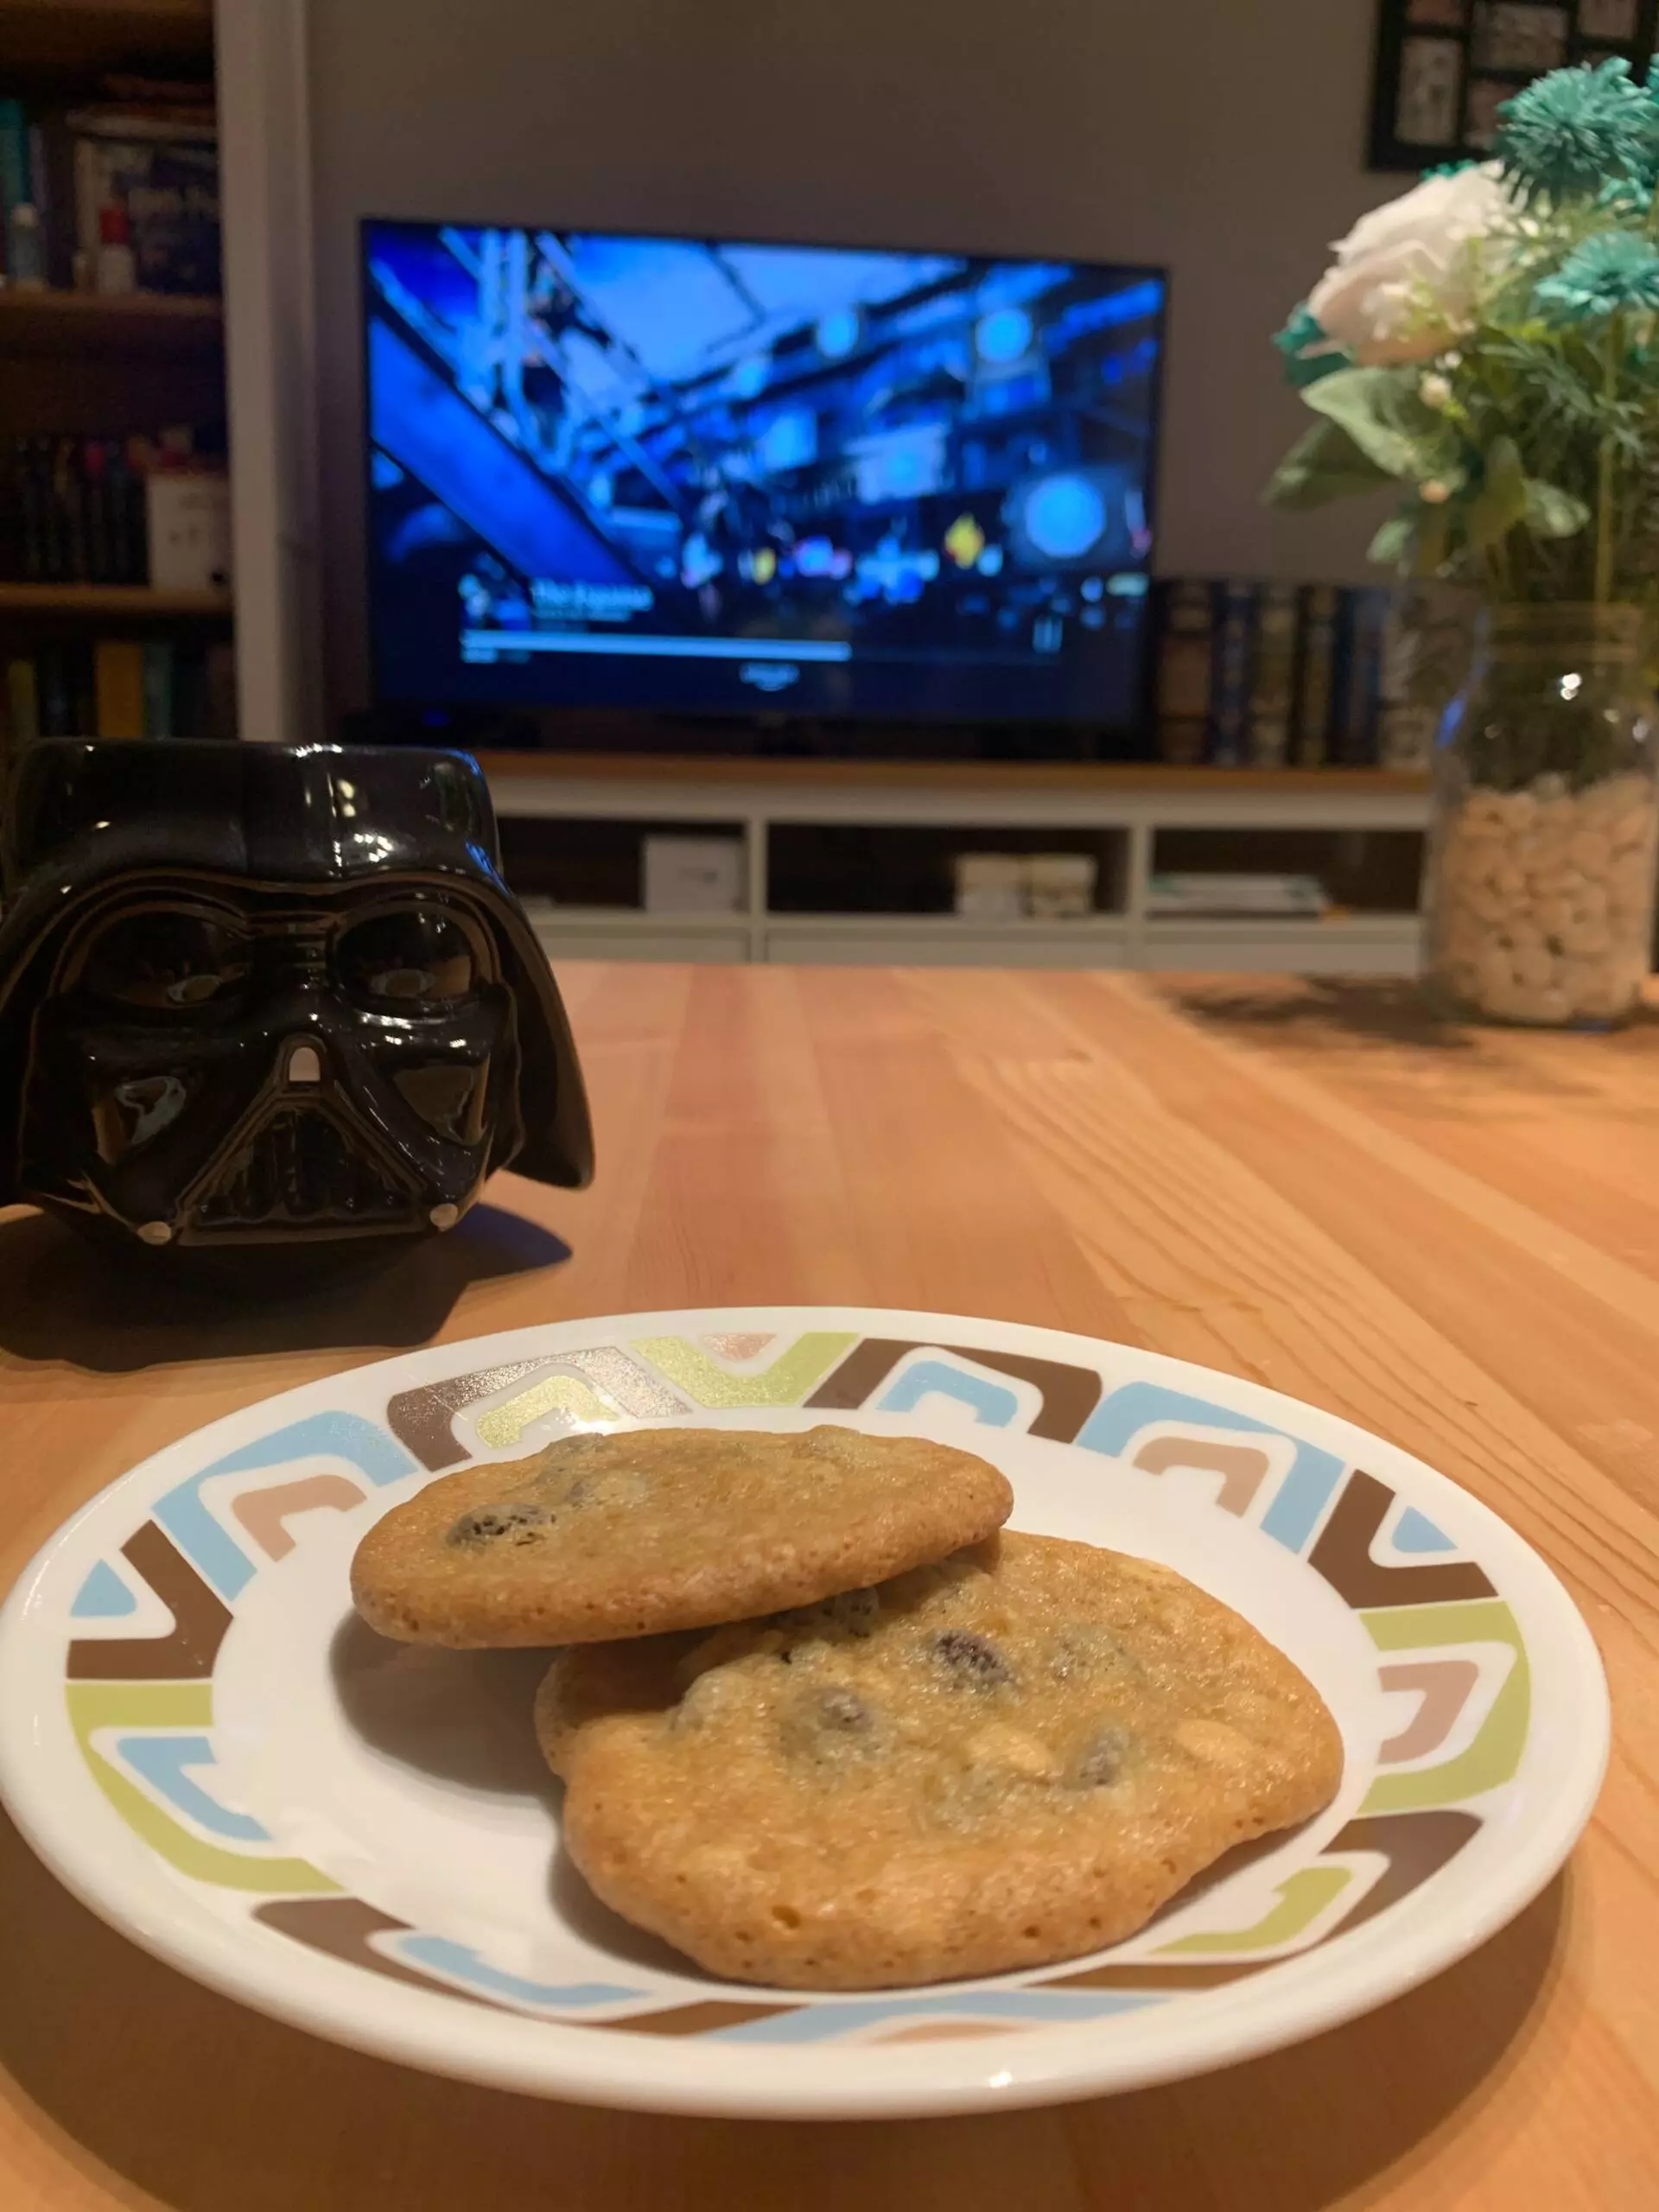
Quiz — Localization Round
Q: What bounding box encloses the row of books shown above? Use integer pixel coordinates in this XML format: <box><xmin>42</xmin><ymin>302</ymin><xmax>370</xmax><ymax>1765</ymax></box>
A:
<box><xmin>1</xmin><ymin>431</ymin><xmax>226</xmax><ymax>588</ymax></box>
<box><xmin>0</xmin><ymin>92</ymin><xmax>219</xmax><ymax>296</ymax></box>
<box><xmin>1153</xmin><ymin>581</ymin><xmax>1434</xmax><ymax>772</ymax></box>
<box><xmin>3</xmin><ymin>640</ymin><xmax>236</xmax><ymax>746</ymax></box>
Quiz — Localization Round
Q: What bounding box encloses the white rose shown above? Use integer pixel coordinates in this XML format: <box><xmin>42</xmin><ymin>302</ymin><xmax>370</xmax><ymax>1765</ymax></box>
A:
<box><xmin>1307</xmin><ymin>164</ymin><xmax>1517</xmax><ymax>366</ymax></box>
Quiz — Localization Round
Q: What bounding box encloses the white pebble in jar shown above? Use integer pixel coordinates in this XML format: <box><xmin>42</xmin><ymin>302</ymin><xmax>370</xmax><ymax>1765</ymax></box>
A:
<box><xmin>1431</xmin><ymin>774</ymin><xmax>1657</xmax><ymax>1025</ymax></box>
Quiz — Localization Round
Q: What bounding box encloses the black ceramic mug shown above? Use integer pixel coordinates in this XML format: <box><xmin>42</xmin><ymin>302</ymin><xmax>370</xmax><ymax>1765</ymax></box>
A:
<box><xmin>0</xmin><ymin>741</ymin><xmax>593</xmax><ymax>1256</ymax></box>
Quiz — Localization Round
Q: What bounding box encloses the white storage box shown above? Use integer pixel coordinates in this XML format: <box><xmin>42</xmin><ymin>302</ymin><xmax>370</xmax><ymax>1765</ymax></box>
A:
<box><xmin>146</xmin><ymin>473</ymin><xmax>232</xmax><ymax>593</ymax></box>
<box><xmin>953</xmin><ymin>852</ymin><xmax>1025</xmax><ymax>920</ymax></box>
<box><xmin>642</xmin><ymin>836</ymin><xmax>745</xmax><ymax>915</ymax></box>
<box><xmin>1025</xmin><ymin>853</ymin><xmax>1097</xmax><ymax>919</ymax></box>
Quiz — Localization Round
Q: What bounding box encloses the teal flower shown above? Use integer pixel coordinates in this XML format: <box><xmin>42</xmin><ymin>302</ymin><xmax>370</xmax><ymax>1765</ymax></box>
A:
<box><xmin>1598</xmin><ymin>175</ymin><xmax>1649</xmax><ymax>214</ymax></box>
<box><xmin>1535</xmin><ymin>232</ymin><xmax>1659</xmax><ymax>321</ymax></box>
<box><xmin>1272</xmin><ymin>302</ymin><xmax>1349</xmax><ymax>388</ymax></box>
<box><xmin>1497</xmin><ymin>60</ymin><xmax>1659</xmax><ymax>203</ymax></box>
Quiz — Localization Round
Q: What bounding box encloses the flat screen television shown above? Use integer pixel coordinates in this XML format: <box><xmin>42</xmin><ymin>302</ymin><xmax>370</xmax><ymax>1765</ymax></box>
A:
<box><xmin>361</xmin><ymin>220</ymin><xmax>1167</xmax><ymax>755</ymax></box>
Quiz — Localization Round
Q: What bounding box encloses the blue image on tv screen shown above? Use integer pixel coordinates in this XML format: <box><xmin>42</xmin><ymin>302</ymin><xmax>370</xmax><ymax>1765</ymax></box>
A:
<box><xmin>362</xmin><ymin>223</ymin><xmax>1166</xmax><ymax>728</ymax></box>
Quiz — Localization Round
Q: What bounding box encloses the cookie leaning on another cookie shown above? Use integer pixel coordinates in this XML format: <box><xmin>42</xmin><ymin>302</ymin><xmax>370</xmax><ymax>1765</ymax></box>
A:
<box><xmin>538</xmin><ymin>1533</ymin><xmax>1344</xmax><ymax>1990</ymax></box>
<box><xmin>350</xmin><ymin>1425</ymin><xmax>1014</xmax><ymax>1648</ymax></box>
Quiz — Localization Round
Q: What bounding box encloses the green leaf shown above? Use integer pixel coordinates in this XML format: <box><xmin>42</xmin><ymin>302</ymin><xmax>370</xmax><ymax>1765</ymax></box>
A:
<box><xmin>1264</xmin><ymin>416</ymin><xmax>1394</xmax><ymax>510</ymax></box>
<box><xmin>1300</xmin><ymin>366</ymin><xmax>1438</xmax><ymax>481</ymax></box>
<box><xmin>1369</xmin><ymin>513</ymin><xmax>1417</xmax><ymax>569</ymax></box>
<box><xmin>1466</xmin><ymin>435</ymin><xmax>1529</xmax><ymax>553</ymax></box>
<box><xmin>1522</xmin><ymin>480</ymin><xmax>1592</xmax><ymax>538</ymax></box>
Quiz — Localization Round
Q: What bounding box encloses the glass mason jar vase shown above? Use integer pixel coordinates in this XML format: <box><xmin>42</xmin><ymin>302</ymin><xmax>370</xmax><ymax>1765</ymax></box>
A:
<box><xmin>1423</xmin><ymin>603</ymin><xmax>1659</xmax><ymax>1028</ymax></box>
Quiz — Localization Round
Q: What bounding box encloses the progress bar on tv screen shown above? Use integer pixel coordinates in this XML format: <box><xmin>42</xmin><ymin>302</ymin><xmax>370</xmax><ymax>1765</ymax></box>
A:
<box><xmin>460</xmin><ymin>631</ymin><xmax>852</xmax><ymax>664</ymax></box>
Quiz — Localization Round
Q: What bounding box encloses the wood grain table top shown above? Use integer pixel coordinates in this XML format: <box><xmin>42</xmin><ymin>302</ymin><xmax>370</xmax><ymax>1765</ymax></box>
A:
<box><xmin>1</xmin><ymin>963</ymin><xmax>1655</xmax><ymax>2211</ymax></box>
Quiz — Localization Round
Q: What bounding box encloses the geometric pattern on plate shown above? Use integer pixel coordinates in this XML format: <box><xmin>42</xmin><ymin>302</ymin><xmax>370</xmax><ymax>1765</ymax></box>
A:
<box><xmin>60</xmin><ymin>1326</ymin><xmax>1528</xmax><ymax>2045</ymax></box>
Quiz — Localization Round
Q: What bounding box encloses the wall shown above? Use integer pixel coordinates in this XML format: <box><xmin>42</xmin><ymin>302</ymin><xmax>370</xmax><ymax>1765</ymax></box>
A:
<box><xmin>307</xmin><ymin>0</ymin><xmax>1401</xmax><ymax>728</ymax></box>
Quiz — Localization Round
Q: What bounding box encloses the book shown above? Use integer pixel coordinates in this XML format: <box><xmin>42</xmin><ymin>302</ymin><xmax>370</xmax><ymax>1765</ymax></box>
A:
<box><xmin>72</xmin><ymin>645</ymin><xmax>96</xmax><ymax>739</ymax></box>
<box><xmin>1</xmin><ymin>429</ymin><xmax>219</xmax><ymax>584</ymax></box>
<box><xmin>143</xmin><ymin>640</ymin><xmax>176</xmax><ymax>737</ymax></box>
<box><xmin>1147</xmin><ymin>872</ymin><xmax>1330</xmax><ymax>918</ymax></box>
<box><xmin>1246</xmin><ymin>582</ymin><xmax>1300</xmax><ymax>768</ymax></box>
<box><xmin>5</xmin><ymin>658</ymin><xmax>40</xmax><ymax>746</ymax></box>
<box><xmin>114</xmin><ymin>438</ymin><xmax>149</xmax><ymax>582</ymax></box>
<box><xmin>1333</xmin><ymin>588</ymin><xmax>1389</xmax><ymax>766</ymax></box>
<box><xmin>83</xmin><ymin>439</ymin><xmax>113</xmax><ymax>584</ymax></box>
<box><xmin>172</xmin><ymin>647</ymin><xmax>207</xmax><ymax>740</ymax></box>
<box><xmin>1292</xmin><ymin>584</ymin><xmax>1341</xmax><ymax>766</ymax></box>
<box><xmin>57</xmin><ymin>437</ymin><xmax>90</xmax><ymax>584</ymax></box>
<box><xmin>0</xmin><ymin>102</ymin><xmax>28</xmax><ymax>239</ymax></box>
<box><xmin>1154</xmin><ymin>580</ymin><xmax>1215</xmax><ymax>765</ymax></box>
<box><xmin>72</xmin><ymin>128</ymin><xmax>220</xmax><ymax>296</ymax></box>
<box><xmin>1207</xmin><ymin>579</ymin><xmax>1257</xmax><ymax>766</ymax></box>
<box><xmin>94</xmin><ymin>640</ymin><xmax>146</xmax><ymax>738</ymax></box>
<box><xmin>37</xmin><ymin>645</ymin><xmax>73</xmax><ymax>737</ymax></box>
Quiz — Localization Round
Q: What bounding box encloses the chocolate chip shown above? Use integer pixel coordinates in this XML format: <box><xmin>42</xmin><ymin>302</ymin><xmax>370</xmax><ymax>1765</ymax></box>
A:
<box><xmin>446</xmin><ymin>1501</ymin><xmax>551</xmax><ymax>1548</ymax></box>
<box><xmin>932</xmin><ymin>1629</ymin><xmax>1014</xmax><ymax>1688</ymax></box>
<box><xmin>1074</xmin><ymin>1726</ymin><xmax>1133</xmax><ymax>1788</ymax></box>
<box><xmin>828</xmin><ymin>1587</ymin><xmax>880</xmax><ymax>1637</ymax></box>
<box><xmin>780</xmin><ymin>1683</ymin><xmax>877</xmax><ymax>1762</ymax></box>
<box><xmin>815</xmin><ymin>1688</ymin><xmax>871</xmax><ymax>1732</ymax></box>
<box><xmin>771</xmin><ymin>1586</ymin><xmax>881</xmax><ymax>1638</ymax></box>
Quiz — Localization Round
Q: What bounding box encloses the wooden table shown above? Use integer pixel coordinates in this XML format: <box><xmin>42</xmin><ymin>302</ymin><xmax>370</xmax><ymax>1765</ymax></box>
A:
<box><xmin>3</xmin><ymin>965</ymin><xmax>1656</xmax><ymax>2209</ymax></box>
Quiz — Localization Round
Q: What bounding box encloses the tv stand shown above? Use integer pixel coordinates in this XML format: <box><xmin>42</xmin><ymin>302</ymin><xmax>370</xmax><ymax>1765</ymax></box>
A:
<box><xmin>480</xmin><ymin>753</ymin><xmax>1431</xmax><ymax>975</ymax></box>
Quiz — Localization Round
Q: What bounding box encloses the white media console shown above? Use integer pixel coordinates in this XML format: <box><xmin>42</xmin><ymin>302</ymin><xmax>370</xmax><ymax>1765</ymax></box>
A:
<box><xmin>484</xmin><ymin>756</ymin><xmax>1433</xmax><ymax>975</ymax></box>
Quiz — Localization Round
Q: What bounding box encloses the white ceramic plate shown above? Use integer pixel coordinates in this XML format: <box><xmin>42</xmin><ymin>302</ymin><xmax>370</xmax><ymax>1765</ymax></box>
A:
<box><xmin>0</xmin><ymin>1308</ymin><xmax>1608</xmax><ymax>2119</ymax></box>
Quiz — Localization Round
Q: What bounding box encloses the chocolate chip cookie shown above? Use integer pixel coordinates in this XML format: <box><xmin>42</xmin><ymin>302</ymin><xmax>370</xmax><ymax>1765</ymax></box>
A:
<box><xmin>537</xmin><ymin>1533</ymin><xmax>1343</xmax><ymax>1988</ymax></box>
<box><xmin>350</xmin><ymin>1424</ymin><xmax>1014</xmax><ymax>1648</ymax></box>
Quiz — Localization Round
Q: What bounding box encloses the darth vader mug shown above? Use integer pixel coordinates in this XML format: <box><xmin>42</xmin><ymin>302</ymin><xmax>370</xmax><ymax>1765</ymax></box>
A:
<box><xmin>0</xmin><ymin>741</ymin><xmax>593</xmax><ymax>1256</ymax></box>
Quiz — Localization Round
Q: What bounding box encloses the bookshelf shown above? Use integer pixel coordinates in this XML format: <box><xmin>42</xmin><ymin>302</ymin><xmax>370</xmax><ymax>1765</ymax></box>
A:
<box><xmin>0</xmin><ymin>583</ymin><xmax>230</xmax><ymax>616</ymax></box>
<box><xmin>0</xmin><ymin>289</ymin><xmax>222</xmax><ymax>355</ymax></box>
<box><xmin>1</xmin><ymin>0</ymin><xmax>228</xmax><ymax>748</ymax></box>
<box><xmin>4</xmin><ymin>3</ymin><xmax>213</xmax><ymax>81</ymax></box>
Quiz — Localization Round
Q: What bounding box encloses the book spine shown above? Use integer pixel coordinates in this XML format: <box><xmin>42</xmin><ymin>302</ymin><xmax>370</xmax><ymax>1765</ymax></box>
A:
<box><xmin>0</xmin><ymin>101</ymin><xmax>29</xmax><ymax>235</ymax></box>
<box><xmin>1293</xmin><ymin>584</ymin><xmax>1341</xmax><ymax>767</ymax></box>
<box><xmin>143</xmin><ymin>640</ymin><xmax>175</xmax><ymax>736</ymax></box>
<box><xmin>5</xmin><ymin>656</ymin><xmax>40</xmax><ymax>745</ymax></box>
<box><xmin>15</xmin><ymin>440</ymin><xmax>42</xmax><ymax>581</ymax></box>
<box><xmin>71</xmin><ymin>641</ymin><xmax>96</xmax><ymax>735</ymax></box>
<box><xmin>1207</xmin><ymin>579</ymin><xmax>1258</xmax><ymax>766</ymax></box>
<box><xmin>84</xmin><ymin>438</ymin><xmax>112</xmax><ymax>583</ymax></box>
<box><xmin>1246</xmin><ymin>582</ymin><xmax>1300</xmax><ymax>769</ymax></box>
<box><xmin>38</xmin><ymin>645</ymin><xmax>72</xmax><ymax>737</ymax></box>
<box><xmin>40</xmin><ymin>437</ymin><xmax>67</xmax><ymax>582</ymax></box>
<box><xmin>1</xmin><ymin>439</ymin><xmax>24</xmax><ymax>581</ymax></box>
<box><xmin>1334</xmin><ymin>588</ymin><xmax>1389</xmax><ymax>766</ymax></box>
<box><xmin>94</xmin><ymin>639</ymin><xmax>147</xmax><ymax>737</ymax></box>
<box><xmin>1154</xmin><ymin>580</ymin><xmax>1216</xmax><ymax>766</ymax></box>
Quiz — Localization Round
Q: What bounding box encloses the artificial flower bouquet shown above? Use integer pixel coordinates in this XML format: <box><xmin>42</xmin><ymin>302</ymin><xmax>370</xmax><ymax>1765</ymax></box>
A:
<box><xmin>1268</xmin><ymin>57</ymin><xmax>1659</xmax><ymax>609</ymax></box>
<box><xmin>1268</xmin><ymin>57</ymin><xmax>1659</xmax><ymax>1030</ymax></box>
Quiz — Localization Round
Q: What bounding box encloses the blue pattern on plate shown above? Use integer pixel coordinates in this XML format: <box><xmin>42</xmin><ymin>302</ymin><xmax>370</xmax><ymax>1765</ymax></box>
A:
<box><xmin>1074</xmin><ymin>1382</ymin><xmax>1346</xmax><ymax>1552</ymax></box>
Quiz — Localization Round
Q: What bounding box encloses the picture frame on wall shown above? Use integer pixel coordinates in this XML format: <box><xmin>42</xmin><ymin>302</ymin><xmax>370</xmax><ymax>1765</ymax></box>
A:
<box><xmin>1369</xmin><ymin>0</ymin><xmax>1657</xmax><ymax>169</ymax></box>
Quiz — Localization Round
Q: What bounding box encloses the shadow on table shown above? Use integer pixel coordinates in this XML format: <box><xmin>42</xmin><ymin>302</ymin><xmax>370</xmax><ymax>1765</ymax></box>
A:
<box><xmin>0</xmin><ymin>1201</ymin><xmax>571</xmax><ymax>1373</ymax></box>
<box><xmin>1159</xmin><ymin>974</ymin><xmax>1659</xmax><ymax>1056</ymax></box>
<box><xmin>0</xmin><ymin>1799</ymin><xmax>1567</xmax><ymax>2212</ymax></box>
